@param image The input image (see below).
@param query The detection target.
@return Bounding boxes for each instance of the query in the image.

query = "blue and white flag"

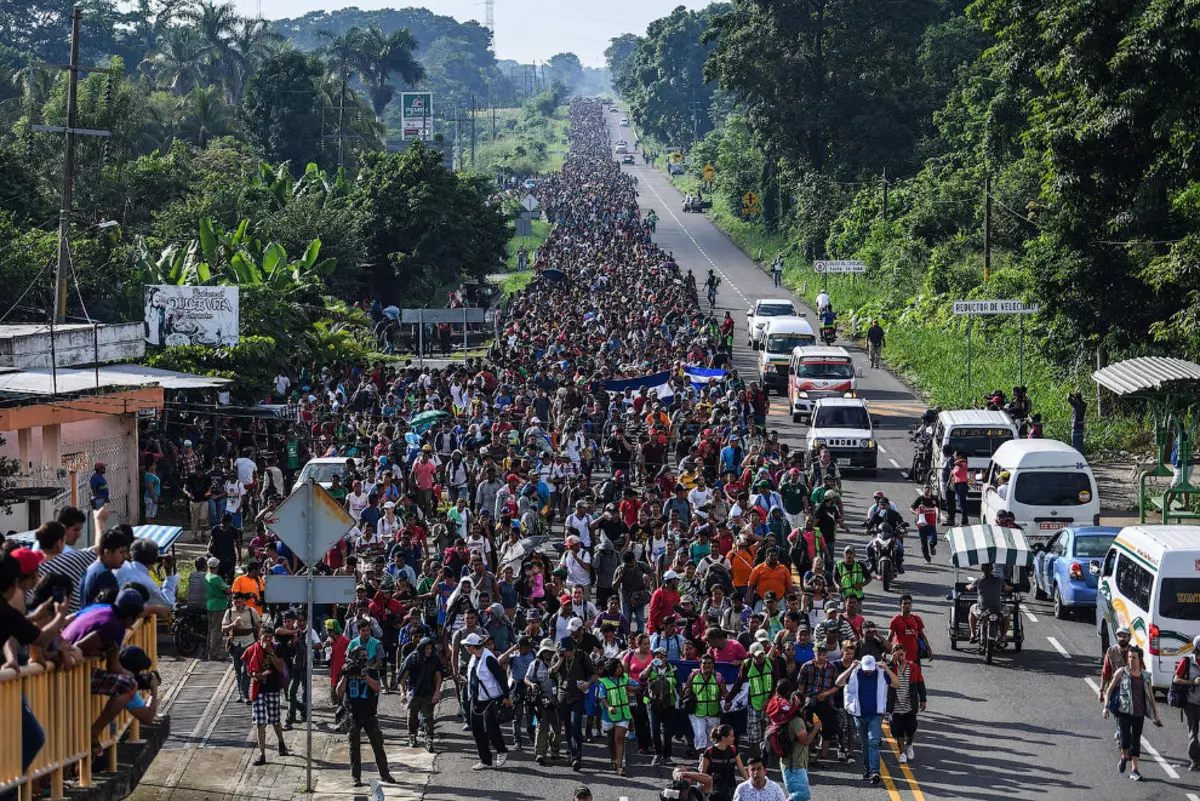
[684,365,726,388]
[601,371,674,400]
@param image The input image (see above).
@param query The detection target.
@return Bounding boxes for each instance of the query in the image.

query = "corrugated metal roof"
[1092,357,1200,396]
[0,364,229,397]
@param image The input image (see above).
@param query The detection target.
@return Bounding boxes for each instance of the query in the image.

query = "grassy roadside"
[644,139,1134,451]
[505,218,551,270]
[498,271,532,297]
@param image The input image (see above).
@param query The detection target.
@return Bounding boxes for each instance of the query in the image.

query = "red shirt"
[709,639,748,664]
[619,498,641,527]
[889,613,926,659]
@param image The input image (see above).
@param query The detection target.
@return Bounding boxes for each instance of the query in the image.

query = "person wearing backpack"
[780,687,822,801]
[638,645,679,766]
[1171,635,1200,769]
[726,642,776,758]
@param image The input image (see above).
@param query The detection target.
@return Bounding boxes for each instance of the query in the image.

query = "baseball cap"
[1117,626,1132,636]
[561,637,577,652]
[824,600,840,612]
[10,548,44,576]
[750,642,766,657]
[663,570,679,581]
[114,588,145,617]
[567,617,584,632]
[815,642,829,652]
[574,786,592,799]
[861,655,878,672]
[462,632,485,647]
[754,629,770,643]
[207,556,221,569]
[183,439,193,446]
[119,645,153,673]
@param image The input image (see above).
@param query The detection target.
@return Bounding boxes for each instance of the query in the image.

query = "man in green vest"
[599,659,634,776]
[685,654,727,751]
[727,641,776,757]
[835,545,870,601]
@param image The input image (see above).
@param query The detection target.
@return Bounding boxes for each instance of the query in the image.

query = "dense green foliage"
[614,0,1200,440]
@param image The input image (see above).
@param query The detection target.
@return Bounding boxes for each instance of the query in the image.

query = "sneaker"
[1190,759,1198,771]
[838,747,849,763]
[650,757,661,767]
[462,723,472,732]
[252,755,267,767]
[863,772,872,780]
[905,745,915,760]
[425,738,435,754]
[898,753,908,764]
[352,780,365,788]
[380,774,396,784]
[535,756,546,766]
[471,762,489,771]
[1118,756,1127,773]
[1130,770,1142,781]
[278,744,290,757]
[408,736,417,748]
[870,773,881,785]
[572,759,582,771]
[496,754,508,769]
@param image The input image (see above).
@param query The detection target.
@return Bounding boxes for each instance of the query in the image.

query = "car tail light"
[1069,562,1084,580]
[1149,624,1161,656]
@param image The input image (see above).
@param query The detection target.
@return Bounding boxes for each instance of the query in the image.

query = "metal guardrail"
[0,615,157,799]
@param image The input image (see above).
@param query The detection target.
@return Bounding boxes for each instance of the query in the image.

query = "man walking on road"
[732,756,788,800]
[464,632,511,770]
[771,254,784,288]
[866,320,886,369]
[836,655,896,785]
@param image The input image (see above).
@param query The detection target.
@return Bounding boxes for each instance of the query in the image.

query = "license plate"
[1038,522,1059,530]
[836,458,850,467]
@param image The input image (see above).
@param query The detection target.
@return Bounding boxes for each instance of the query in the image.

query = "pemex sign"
[401,92,434,141]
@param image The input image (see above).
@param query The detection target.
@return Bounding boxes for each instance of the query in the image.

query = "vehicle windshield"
[1074,534,1116,558]
[299,463,346,485]
[767,334,815,353]
[813,406,870,429]
[795,360,853,379]
[948,427,1015,459]
[1011,471,1093,506]
[756,304,795,318]
[1159,578,1200,621]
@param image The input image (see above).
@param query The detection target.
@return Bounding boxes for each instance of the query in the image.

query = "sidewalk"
[135,658,435,801]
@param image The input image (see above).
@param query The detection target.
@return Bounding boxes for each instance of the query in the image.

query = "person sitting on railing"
[61,587,146,757]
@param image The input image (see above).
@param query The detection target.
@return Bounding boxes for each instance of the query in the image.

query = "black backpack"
[647,671,676,713]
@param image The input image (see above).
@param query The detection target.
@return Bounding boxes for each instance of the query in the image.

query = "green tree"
[604,34,641,83]
[240,49,324,169]
[546,53,583,92]
[355,24,425,121]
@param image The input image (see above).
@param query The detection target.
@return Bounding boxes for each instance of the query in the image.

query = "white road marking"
[1140,737,1180,779]
[1047,636,1071,658]
[877,444,888,454]
[1022,608,1039,623]
[1083,677,1101,694]
[888,458,900,468]
[1185,792,1199,801]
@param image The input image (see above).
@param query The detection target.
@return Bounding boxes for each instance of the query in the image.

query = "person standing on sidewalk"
[204,557,230,661]
[336,647,397,787]
[865,320,886,369]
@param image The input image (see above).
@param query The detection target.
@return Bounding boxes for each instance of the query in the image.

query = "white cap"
[383,501,396,509]
[663,570,679,581]
[462,632,485,647]
[750,643,766,657]
[754,629,770,643]
[531,416,542,424]
[566,535,581,545]
[183,439,193,446]
[567,617,584,632]
[861,655,878,672]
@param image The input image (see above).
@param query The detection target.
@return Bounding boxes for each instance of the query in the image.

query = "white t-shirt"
[347,491,369,522]
[224,481,245,513]
[234,456,257,486]
[560,548,592,587]
[275,374,291,396]
[688,486,714,510]
[565,512,592,544]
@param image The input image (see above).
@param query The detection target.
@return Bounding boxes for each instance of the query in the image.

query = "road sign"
[702,164,716,183]
[400,92,434,141]
[742,191,761,215]
[813,260,866,274]
[952,300,1039,315]
[265,575,357,605]
[519,210,540,219]
[521,194,539,212]
[515,218,532,237]
[399,308,487,324]
[263,481,354,566]
[671,151,684,164]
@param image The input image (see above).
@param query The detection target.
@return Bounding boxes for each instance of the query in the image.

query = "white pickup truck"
[746,298,799,350]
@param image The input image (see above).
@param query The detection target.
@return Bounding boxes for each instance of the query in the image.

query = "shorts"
[813,700,840,739]
[891,711,918,740]
[601,717,629,733]
[972,603,1001,618]
[252,691,282,725]
[91,669,137,697]
[144,500,158,518]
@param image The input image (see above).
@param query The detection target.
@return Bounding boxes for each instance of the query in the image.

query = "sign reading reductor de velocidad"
[952,300,1040,315]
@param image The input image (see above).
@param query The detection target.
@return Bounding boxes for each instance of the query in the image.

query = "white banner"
[813,260,866,274]
[952,300,1039,315]
[144,285,239,347]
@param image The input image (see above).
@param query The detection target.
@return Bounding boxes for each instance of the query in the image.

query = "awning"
[0,364,229,397]
[133,525,185,553]
[945,525,1035,569]
[1092,357,1200,397]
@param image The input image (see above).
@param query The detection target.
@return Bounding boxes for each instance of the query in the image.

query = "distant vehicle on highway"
[291,457,347,494]
[620,117,630,126]
[522,178,538,191]
[610,106,620,113]
[1033,526,1119,618]
[621,154,635,164]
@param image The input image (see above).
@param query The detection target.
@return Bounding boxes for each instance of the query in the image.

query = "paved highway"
[422,112,1200,801]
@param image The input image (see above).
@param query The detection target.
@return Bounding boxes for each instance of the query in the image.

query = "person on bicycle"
[967,563,1010,644]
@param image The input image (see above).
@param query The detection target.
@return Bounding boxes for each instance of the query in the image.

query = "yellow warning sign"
[670,151,684,164]
[702,164,716,183]
[742,190,761,215]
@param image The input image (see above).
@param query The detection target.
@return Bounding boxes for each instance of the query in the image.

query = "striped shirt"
[29,548,98,613]
[893,662,914,714]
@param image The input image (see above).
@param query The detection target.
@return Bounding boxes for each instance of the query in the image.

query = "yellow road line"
[882,719,927,801]
[879,754,904,800]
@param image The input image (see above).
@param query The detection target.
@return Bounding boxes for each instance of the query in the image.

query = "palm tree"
[355,25,425,121]
[179,0,241,94]
[143,25,207,94]
[317,26,363,83]
[175,84,236,146]
[227,17,282,102]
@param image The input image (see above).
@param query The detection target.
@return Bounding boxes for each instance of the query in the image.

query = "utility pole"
[491,104,496,143]
[470,93,476,168]
[336,79,346,168]
[983,171,992,281]
[882,168,888,222]
[34,9,111,324]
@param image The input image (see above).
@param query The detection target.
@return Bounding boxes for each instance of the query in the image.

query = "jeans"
[534,703,561,757]
[512,693,533,746]
[562,697,586,759]
[21,695,44,774]
[855,714,884,774]
[208,497,226,527]
[954,482,970,525]
[348,714,390,781]
[230,643,250,699]
[408,694,436,739]
[648,706,673,760]
[773,271,783,288]
[1072,428,1085,455]
[782,767,812,801]
[917,525,937,560]
[622,600,646,633]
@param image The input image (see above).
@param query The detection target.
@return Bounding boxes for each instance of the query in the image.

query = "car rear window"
[1074,534,1116,558]
[758,304,795,317]
[1012,471,1093,506]
[1159,578,1200,621]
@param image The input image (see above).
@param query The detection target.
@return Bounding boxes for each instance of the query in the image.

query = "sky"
[232,0,713,66]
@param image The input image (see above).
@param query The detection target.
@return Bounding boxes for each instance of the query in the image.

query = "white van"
[788,346,859,422]
[1096,525,1200,690]
[931,410,1018,510]
[979,439,1101,547]
[758,317,815,394]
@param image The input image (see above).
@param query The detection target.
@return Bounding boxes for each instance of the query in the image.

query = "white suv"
[805,397,877,474]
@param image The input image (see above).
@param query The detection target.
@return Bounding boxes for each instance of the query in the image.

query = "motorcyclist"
[819,306,837,339]
[865,494,907,575]
[967,563,1011,644]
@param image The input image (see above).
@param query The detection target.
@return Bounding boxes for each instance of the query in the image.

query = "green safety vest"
[837,561,866,599]
[600,676,632,722]
[690,671,721,718]
[747,660,774,711]
[285,440,300,470]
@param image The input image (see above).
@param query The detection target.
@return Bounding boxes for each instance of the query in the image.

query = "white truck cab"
[930,409,1018,511]
[806,397,877,474]
[758,317,815,393]
[788,346,859,421]
[746,298,799,350]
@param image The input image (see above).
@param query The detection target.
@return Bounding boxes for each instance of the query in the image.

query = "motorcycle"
[980,608,1006,664]
[867,522,907,592]
[820,325,836,346]
[172,603,206,657]
[906,425,933,484]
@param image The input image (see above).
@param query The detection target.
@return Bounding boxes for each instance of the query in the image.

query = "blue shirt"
[794,643,814,665]
[79,560,118,608]
[856,669,879,714]
[90,472,109,507]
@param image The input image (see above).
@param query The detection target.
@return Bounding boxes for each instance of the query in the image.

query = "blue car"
[1033,526,1120,619]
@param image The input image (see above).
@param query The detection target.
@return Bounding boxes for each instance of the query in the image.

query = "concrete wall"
[0,322,145,370]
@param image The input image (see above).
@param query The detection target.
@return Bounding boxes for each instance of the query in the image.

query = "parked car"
[1033,525,1120,618]
[620,117,630,126]
[291,457,349,494]
[522,178,538,191]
